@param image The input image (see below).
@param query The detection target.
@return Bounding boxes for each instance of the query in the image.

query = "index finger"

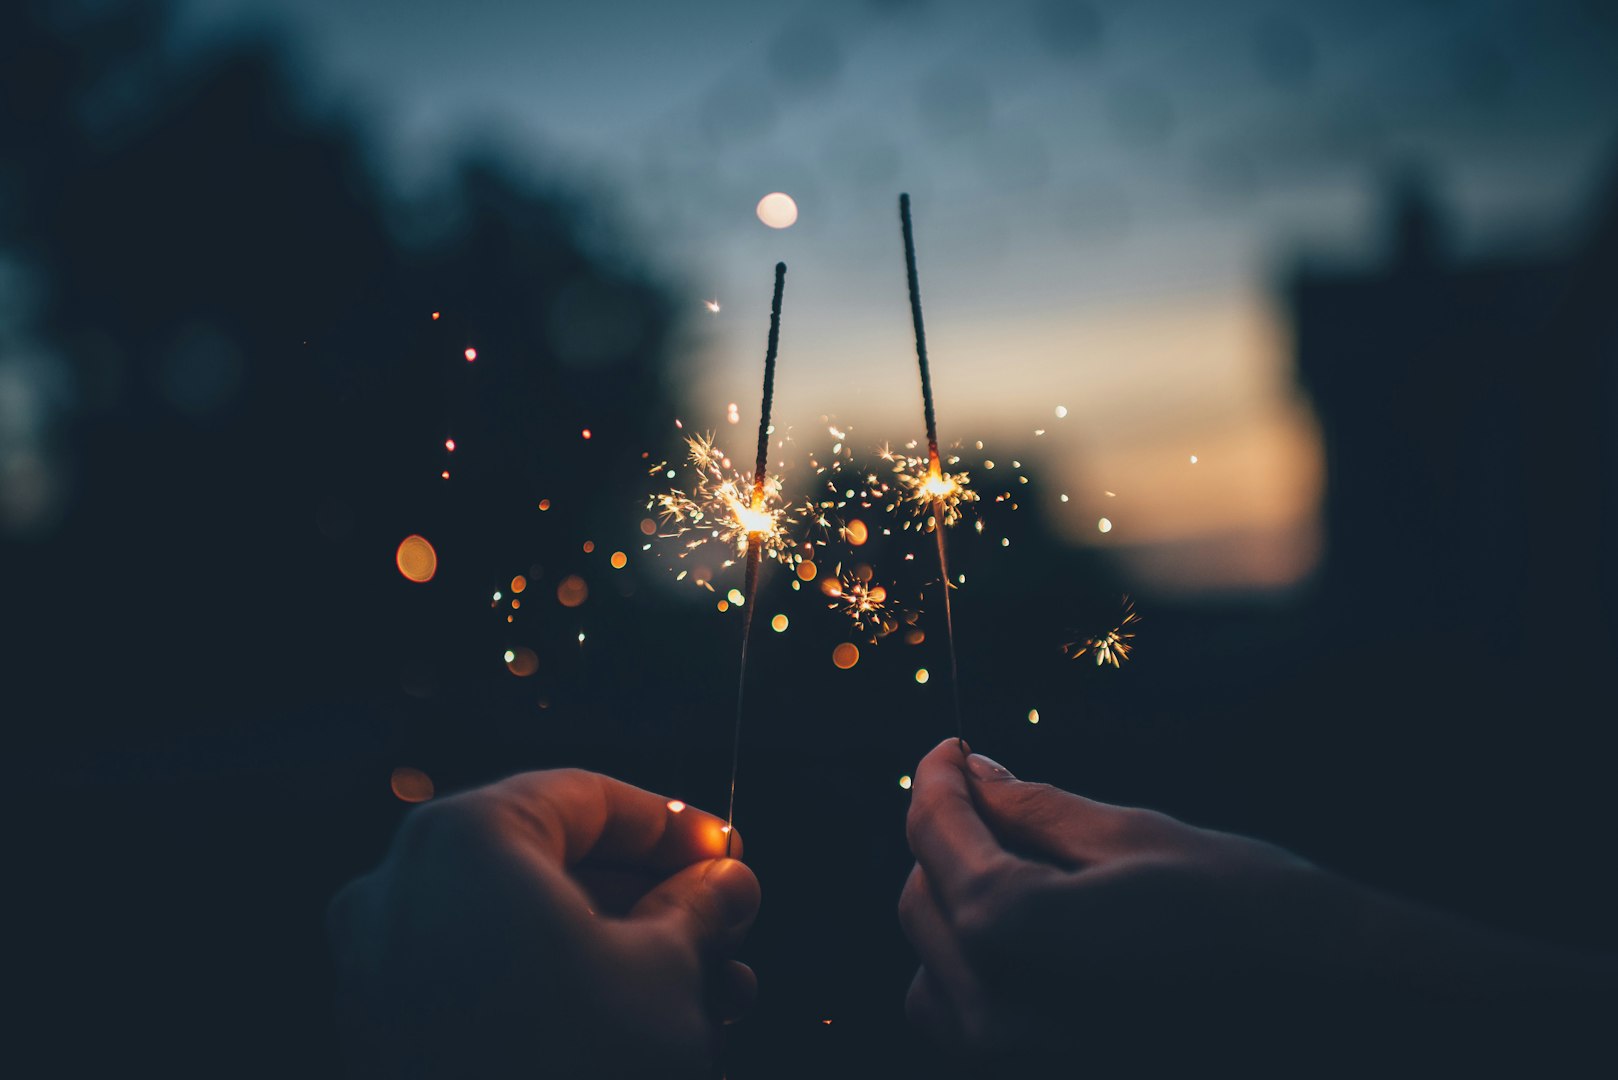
[905,739,1020,913]
[479,768,741,872]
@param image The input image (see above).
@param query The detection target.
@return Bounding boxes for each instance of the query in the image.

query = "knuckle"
[955,864,1047,957]
[394,790,489,856]
[902,802,930,855]
[954,885,1008,955]
[1108,805,1170,846]
[896,868,925,928]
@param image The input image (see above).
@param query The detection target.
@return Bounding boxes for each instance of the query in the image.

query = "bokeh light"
[843,519,868,546]
[796,560,817,581]
[395,535,437,583]
[390,766,434,803]
[899,775,912,790]
[1028,709,1040,724]
[771,614,788,632]
[506,647,539,676]
[610,551,628,569]
[756,191,798,228]
[557,575,589,607]
[915,668,929,684]
[511,575,527,593]
[832,642,859,669]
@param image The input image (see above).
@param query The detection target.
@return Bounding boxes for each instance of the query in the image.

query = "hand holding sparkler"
[899,739,1617,1071]
[328,770,759,1078]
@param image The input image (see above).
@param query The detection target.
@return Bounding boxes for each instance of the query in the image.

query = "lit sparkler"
[1065,597,1140,668]
[888,447,979,527]
[724,261,787,856]
[899,193,968,746]
[651,432,793,568]
[824,567,890,635]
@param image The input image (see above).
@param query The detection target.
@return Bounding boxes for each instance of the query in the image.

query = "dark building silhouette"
[1289,169,1617,656]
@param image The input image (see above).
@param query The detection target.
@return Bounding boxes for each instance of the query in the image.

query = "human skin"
[327,769,760,1079]
[899,738,1615,1072]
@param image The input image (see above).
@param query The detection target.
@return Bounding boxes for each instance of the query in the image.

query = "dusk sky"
[175,0,1618,592]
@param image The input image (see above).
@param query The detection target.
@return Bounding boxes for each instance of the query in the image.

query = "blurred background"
[6,0,1615,1074]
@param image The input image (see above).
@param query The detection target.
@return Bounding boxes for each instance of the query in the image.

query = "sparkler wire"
[899,193,964,749]
[725,261,786,856]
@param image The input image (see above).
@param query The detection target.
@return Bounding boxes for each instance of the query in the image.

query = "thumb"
[965,753,1132,867]
[629,858,760,955]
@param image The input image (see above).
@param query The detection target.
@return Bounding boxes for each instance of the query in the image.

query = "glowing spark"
[826,571,889,632]
[444,438,456,452]
[430,311,440,321]
[581,428,592,440]
[666,800,686,813]
[649,433,795,570]
[704,299,721,313]
[892,455,978,528]
[1065,598,1140,669]
[1189,454,1199,464]
[464,347,477,362]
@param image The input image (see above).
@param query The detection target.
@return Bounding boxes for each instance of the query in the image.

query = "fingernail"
[704,858,759,927]
[967,753,1013,781]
